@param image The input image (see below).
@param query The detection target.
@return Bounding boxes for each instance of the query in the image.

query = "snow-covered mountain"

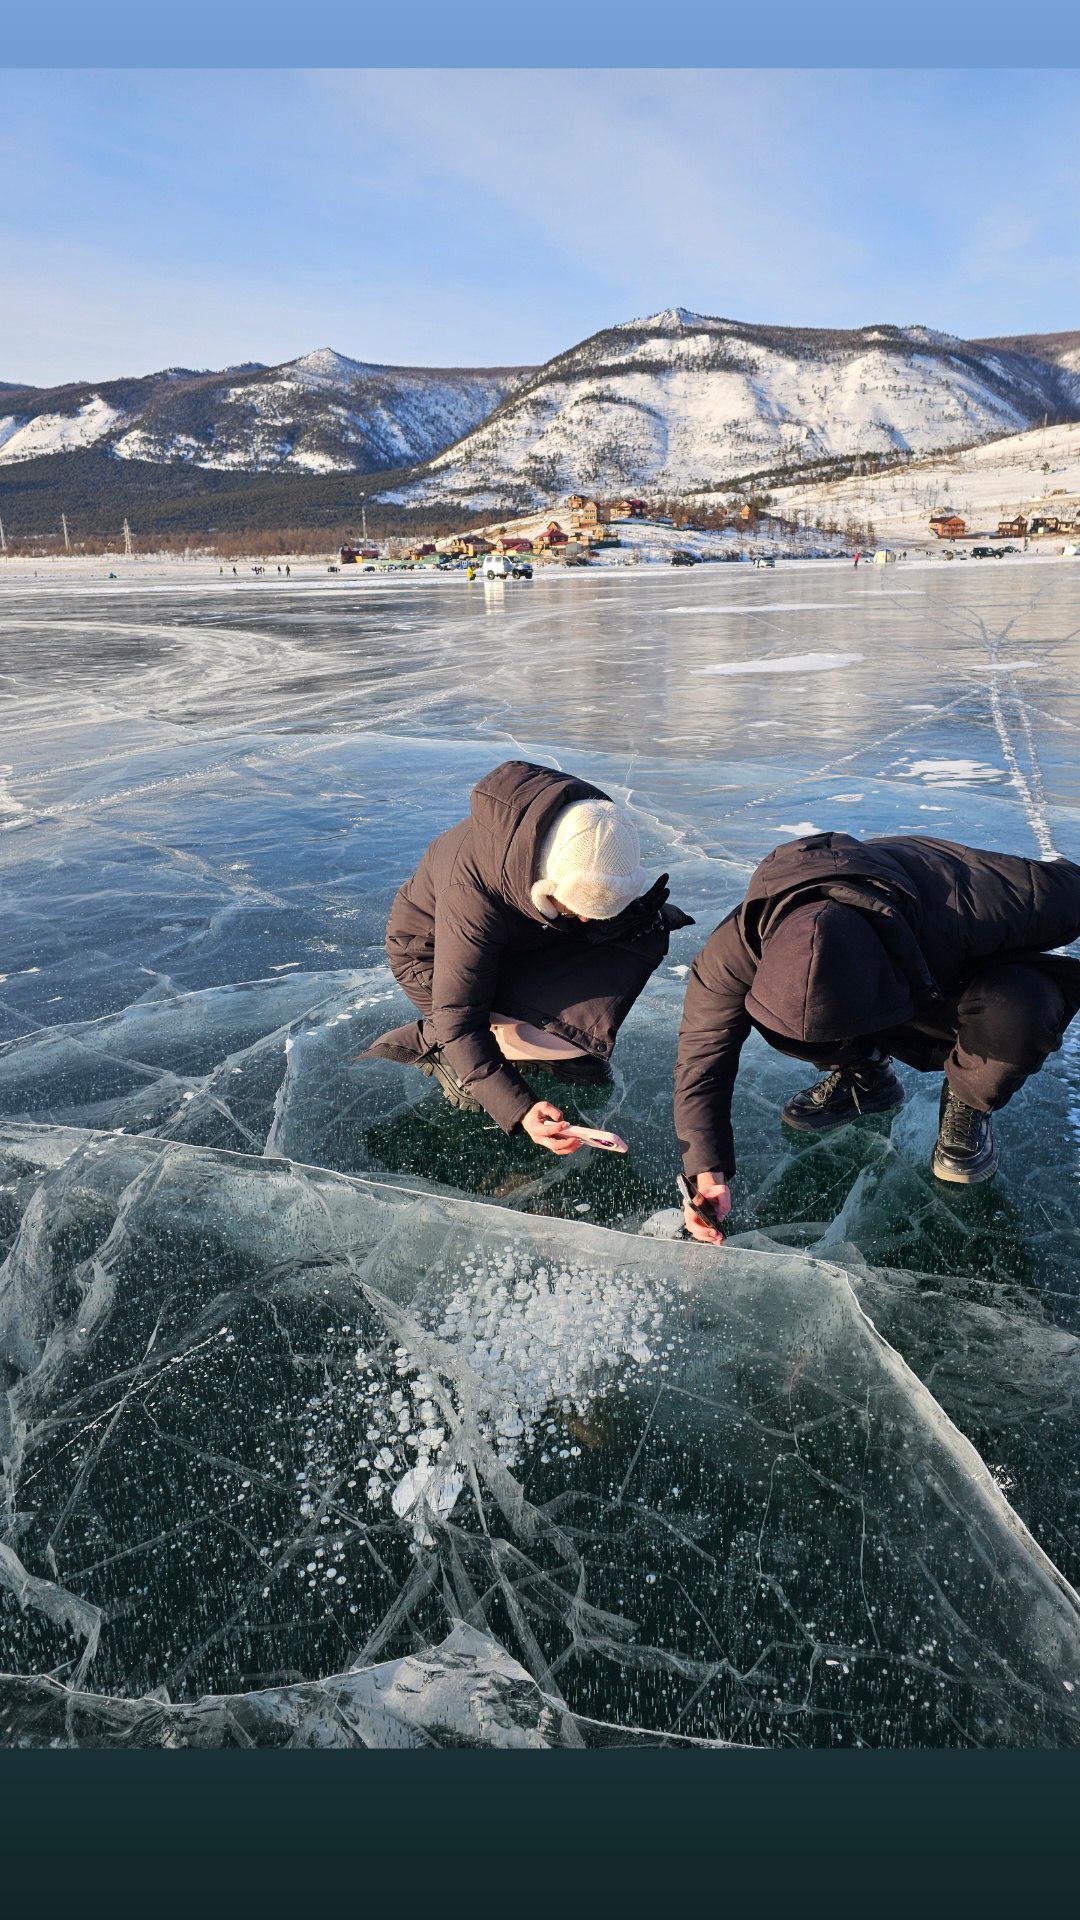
[0,352,528,475]
[4,313,1077,508]
[380,309,1080,512]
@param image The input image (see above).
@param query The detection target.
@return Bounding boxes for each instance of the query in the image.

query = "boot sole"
[931,1148,998,1185]
[781,1089,906,1134]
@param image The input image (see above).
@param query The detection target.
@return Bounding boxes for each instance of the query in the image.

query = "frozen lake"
[1,557,1079,1747]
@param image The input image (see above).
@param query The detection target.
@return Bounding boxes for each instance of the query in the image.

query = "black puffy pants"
[807,956,1080,1114]
[933,961,1078,1112]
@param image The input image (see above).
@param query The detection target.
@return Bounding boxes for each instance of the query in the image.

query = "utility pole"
[361,502,368,542]
[61,512,71,551]
[0,515,6,554]
[123,518,134,558]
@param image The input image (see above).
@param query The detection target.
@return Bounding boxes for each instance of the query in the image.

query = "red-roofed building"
[536,521,568,549]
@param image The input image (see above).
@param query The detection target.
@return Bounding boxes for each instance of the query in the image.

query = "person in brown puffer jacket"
[675,832,1080,1241]
[364,761,692,1155]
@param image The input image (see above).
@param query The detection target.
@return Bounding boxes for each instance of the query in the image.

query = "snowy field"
[1,558,1079,1748]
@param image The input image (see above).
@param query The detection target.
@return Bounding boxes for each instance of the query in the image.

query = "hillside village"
[342,487,882,571]
[336,424,1080,571]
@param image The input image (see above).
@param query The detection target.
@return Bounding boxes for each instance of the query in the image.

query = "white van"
[484,553,533,580]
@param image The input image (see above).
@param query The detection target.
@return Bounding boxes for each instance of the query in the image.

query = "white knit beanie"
[529,799,646,921]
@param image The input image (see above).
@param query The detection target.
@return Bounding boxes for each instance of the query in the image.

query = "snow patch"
[0,396,125,464]
[899,758,1003,787]
[697,651,864,676]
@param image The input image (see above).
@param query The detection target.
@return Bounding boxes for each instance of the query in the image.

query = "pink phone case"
[563,1124,629,1153]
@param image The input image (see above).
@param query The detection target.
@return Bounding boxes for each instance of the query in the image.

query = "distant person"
[364,762,692,1154]
[853,551,860,568]
[285,564,291,578]
[675,832,1080,1241]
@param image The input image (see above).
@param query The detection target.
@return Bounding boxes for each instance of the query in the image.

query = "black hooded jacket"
[674,832,1080,1178]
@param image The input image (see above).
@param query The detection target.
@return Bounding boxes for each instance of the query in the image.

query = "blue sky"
[2,68,1077,386]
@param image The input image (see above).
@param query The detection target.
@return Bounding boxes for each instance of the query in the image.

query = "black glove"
[584,874,694,943]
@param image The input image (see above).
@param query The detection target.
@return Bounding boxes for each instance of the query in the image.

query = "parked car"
[997,545,1020,555]
[971,546,1005,559]
[671,549,698,566]
[753,556,776,569]
[484,553,533,580]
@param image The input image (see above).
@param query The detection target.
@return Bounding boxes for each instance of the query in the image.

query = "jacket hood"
[468,760,607,920]
[742,831,942,1009]
[746,900,914,1042]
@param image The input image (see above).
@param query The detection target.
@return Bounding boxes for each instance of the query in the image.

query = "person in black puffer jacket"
[675,832,1080,1239]
[364,760,692,1156]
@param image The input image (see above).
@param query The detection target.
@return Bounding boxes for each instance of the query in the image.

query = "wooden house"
[610,497,647,518]
[445,534,493,558]
[536,521,568,550]
[996,516,1027,539]
[929,513,967,540]
[569,496,609,531]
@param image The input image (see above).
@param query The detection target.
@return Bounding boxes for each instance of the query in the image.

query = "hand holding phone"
[677,1172,730,1244]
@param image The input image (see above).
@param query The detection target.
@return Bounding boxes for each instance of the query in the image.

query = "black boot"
[361,1021,483,1114]
[417,1044,483,1114]
[360,1021,426,1064]
[782,1058,905,1134]
[931,1083,997,1184]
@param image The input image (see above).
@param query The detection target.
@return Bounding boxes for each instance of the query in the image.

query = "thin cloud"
[1,68,1077,383]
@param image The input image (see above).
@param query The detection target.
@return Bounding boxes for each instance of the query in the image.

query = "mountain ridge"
[379,312,1080,512]
[3,316,1078,507]
[0,353,530,477]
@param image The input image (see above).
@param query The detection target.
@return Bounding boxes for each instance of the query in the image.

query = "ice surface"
[1,559,1078,1746]
[1,1126,1078,1748]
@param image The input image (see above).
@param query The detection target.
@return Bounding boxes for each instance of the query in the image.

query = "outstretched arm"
[674,912,754,1187]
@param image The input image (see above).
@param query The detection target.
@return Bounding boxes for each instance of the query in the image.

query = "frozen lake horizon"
[2,557,1079,1747]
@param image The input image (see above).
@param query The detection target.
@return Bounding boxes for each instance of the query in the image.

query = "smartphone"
[677,1174,725,1232]
[563,1124,629,1154]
